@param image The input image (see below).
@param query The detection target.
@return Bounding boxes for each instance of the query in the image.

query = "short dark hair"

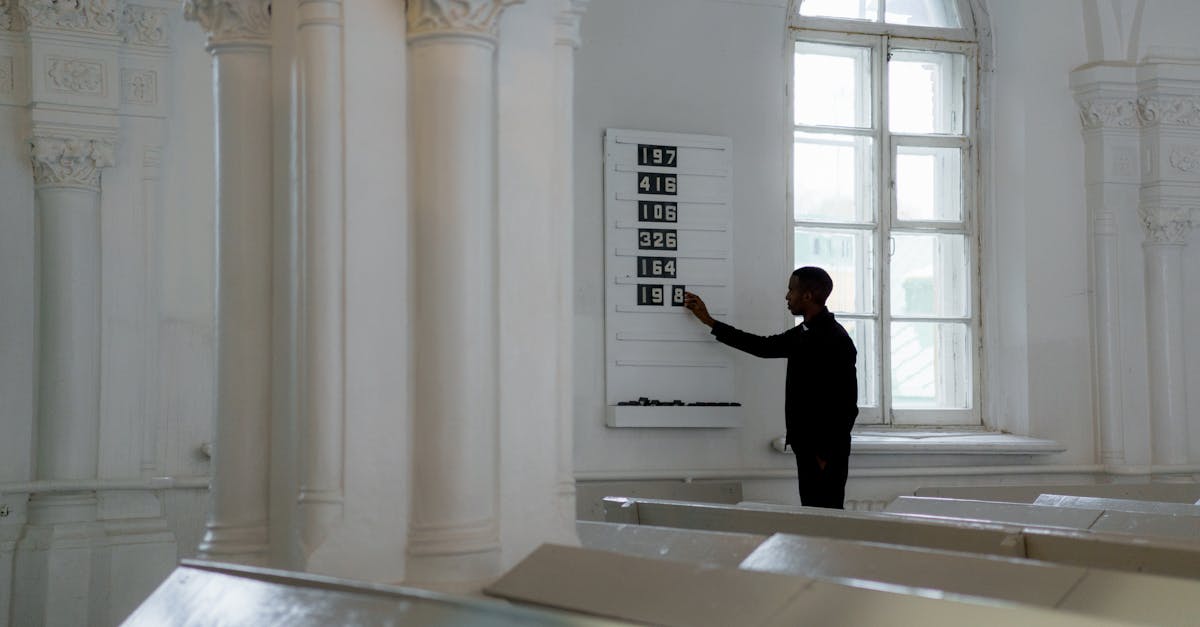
[791,266,833,304]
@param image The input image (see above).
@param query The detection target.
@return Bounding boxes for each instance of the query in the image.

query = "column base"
[14,493,110,627]
[196,522,270,566]
[404,549,502,594]
[405,523,501,593]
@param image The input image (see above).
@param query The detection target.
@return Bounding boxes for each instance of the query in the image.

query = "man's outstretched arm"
[683,291,795,359]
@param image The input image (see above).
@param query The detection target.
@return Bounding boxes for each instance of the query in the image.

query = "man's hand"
[683,291,715,327]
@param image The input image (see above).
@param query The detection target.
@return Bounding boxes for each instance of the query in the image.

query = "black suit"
[710,308,858,508]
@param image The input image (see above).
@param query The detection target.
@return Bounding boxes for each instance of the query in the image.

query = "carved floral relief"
[0,0,23,30]
[1078,98,1138,130]
[30,135,115,189]
[1168,146,1200,174]
[1139,206,1194,246]
[46,56,104,95]
[0,55,12,94]
[1137,96,1200,128]
[121,67,154,104]
[122,3,167,46]
[22,0,121,36]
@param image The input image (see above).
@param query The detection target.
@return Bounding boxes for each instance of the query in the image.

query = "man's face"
[786,275,808,316]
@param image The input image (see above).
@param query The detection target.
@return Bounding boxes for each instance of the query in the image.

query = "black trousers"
[794,451,849,509]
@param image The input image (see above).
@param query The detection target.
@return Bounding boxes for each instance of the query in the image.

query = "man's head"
[786,266,833,317]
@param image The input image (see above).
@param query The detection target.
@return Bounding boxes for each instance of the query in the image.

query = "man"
[683,266,857,509]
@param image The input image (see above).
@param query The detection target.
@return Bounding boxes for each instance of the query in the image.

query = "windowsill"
[771,429,1065,456]
[850,429,1065,455]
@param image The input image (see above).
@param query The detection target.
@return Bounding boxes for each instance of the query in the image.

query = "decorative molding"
[1139,205,1194,246]
[1078,98,1137,130]
[120,67,155,104]
[554,0,588,49]
[1094,210,1118,237]
[121,3,168,47]
[183,0,271,47]
[1168,145,1200,174]
[0,55,12,94]
[21,0,121,37]
[46,56,105,95]
[1137,96,1200,128]
[142,145,160,168]
[406,0,522,42]
[29,135,115,189]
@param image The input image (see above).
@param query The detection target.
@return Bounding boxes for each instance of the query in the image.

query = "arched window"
[789,0,981,426]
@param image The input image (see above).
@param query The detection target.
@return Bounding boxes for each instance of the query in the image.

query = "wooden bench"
[1034,493,1200,516]
[603,497,1200,579]
[487,544,1138,627]
[577,520,766,568]
[124,559,611,626]
[576,479,742,521]
[580,519,1200,624]
[913,482,1200,504]
[886,495,1200,542]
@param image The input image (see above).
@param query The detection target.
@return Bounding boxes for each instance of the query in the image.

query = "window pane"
[794,227,876,315]
[891,321,971,409]
[895,145,962,222]
[795,41,872,128]
[799,0,879,21]
[888,50,966,135]
[890,232,969,317]
[795,132,875,223]
[884,0,960,27]
[845,318,879,408]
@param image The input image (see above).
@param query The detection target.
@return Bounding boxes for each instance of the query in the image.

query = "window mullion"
[877,33,892,425]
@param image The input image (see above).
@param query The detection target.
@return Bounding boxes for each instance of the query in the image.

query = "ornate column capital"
[1139,205,1194,246]
[29,135,115,191]
[183,0,271,50]
[1077,98,1138,130]
[554,0,588,49]
[406,0,522,44]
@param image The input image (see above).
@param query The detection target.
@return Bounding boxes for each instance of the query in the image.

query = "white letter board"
[603,128,739,428]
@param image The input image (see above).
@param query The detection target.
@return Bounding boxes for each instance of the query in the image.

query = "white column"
[184,0,273,565]
[1071,74,1139,468]
[1139,206,1192,467]
[405,0,518,591]
[296,0,346,560]
[15,134,114,627]
[552,0,587,529]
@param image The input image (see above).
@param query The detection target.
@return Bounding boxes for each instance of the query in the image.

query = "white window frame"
[787,0,982,427]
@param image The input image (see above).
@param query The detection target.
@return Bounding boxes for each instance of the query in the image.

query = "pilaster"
[552,0,587,533]
[1071,64,1138,470]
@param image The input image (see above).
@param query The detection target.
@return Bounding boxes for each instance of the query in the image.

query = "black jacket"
[711,308,858,460]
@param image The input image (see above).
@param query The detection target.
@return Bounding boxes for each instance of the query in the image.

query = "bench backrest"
[914,483,1200,504]
[1035,493,1200,516]
[604,497,1200,579]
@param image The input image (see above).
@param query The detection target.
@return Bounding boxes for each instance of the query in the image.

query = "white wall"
[573,0,1200,504]
[987,0,1094,463]
[575,0,795,485]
